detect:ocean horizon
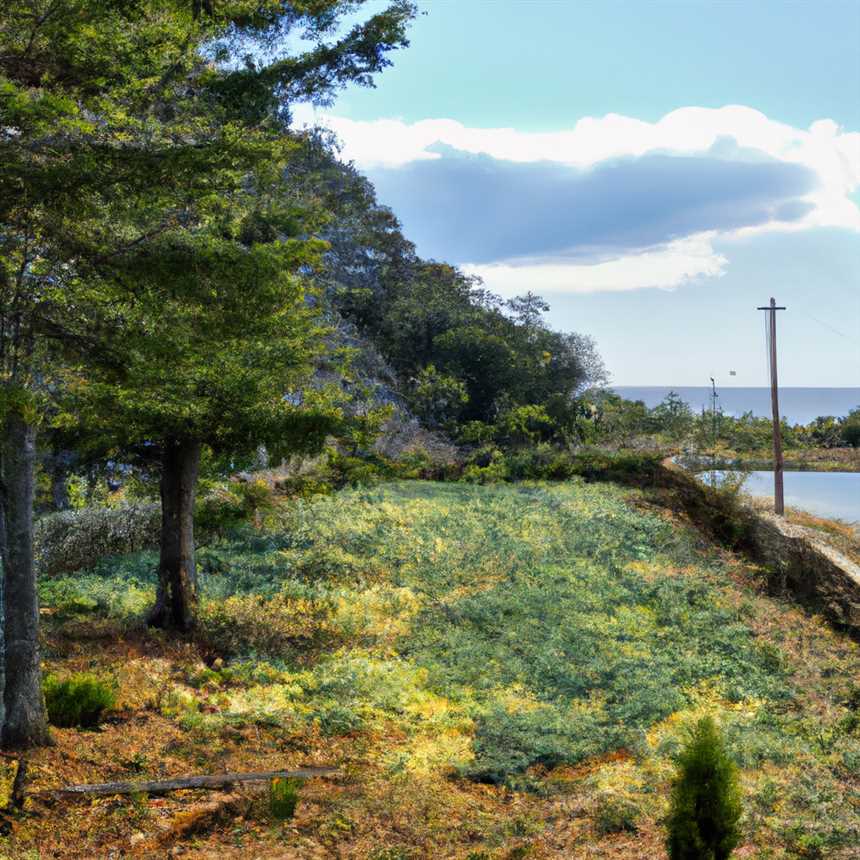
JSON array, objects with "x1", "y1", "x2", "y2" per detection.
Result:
[{"x1": 611, "y1": 386, "x2": 860, "y2": 425}]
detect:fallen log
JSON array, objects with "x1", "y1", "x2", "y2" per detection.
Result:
[{"x1": 33, "y1": 766, "x2": 337, "y2": 799}]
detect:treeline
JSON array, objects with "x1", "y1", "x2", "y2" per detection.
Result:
[{"x1": 580, "y1": 391, "x2": 860, "y2": 451}]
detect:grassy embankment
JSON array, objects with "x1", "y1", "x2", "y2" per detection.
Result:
[{"x1": 4, "y1": 480, "x2": 858, "y2": 858}]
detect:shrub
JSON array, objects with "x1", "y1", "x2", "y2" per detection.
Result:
[
  {"x1": 197, "y1": 589, "x2": 338, "y2": 658},
  {"x1": 842, "y1": 420, "x2": 860, "y2": 448},
  {"x1": 462, "y1": 448, "x2": 509, "y2": 484},
  {"x1": 35, "y1": 504, "x2": 160, "y2": 578},
  {"x1": 44, "y1": 673, "x2": 117, "y2": 728},
  {"x1": 666, "y1": 716, "x2": 742, "y2": 860},
  {"x1": 594, "y1": 791, "x2": 641, "y2": 835},
  {"x1": 269, "y1": 776, "x2": 300, "y2": 820},
  {"x1": 195, "y1": 486, "x2": 248, "y2": 538},
  {"x1": 568, "y1": 449, "x2": 662, "y2": 484}
]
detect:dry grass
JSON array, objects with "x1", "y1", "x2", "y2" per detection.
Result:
[{"x1": 748, "y1": 496, "x2": 860, "y2": 563}]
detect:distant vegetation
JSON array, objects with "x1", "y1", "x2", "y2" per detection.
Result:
[{"x1": 567, "y1": 390, "x2": 860, "y2": 454}]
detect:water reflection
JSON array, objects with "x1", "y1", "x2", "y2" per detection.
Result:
[{"x1": 698, "y1": 470, "x2": 859, "y2": 522}]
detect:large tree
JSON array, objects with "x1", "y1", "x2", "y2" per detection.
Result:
[
  {"x1": 70, "y1": 182, "x2": 348, "y2": 631},
  {"x1": 0, "y1": 0, "x2": 414, "y2": 746}
]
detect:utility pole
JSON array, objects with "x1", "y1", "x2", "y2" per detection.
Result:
[
  {"x1": 709, "y1": 377, "x2": 719, "y2": 447},
  {"x1": 757, "y1": 298, "x2": 787, "y2": 515}
]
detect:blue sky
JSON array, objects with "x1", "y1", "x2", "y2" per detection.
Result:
[{"x1": 298, "y1": 0, "x2": 860, "y2": 386}]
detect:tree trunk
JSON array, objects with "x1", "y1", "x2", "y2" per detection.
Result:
[
  {"x1": 0, "y1": 460, "x2": 7, "y2": 733},
  {"x1": 1, "y1": 411, "x2": 50, "y2": 748},
  {"x1": 47, "y1": 451, "x2": 73, "y2": 512},
  {"x1": 148, "y1": 439, "x2": 201, "y2": 632}
]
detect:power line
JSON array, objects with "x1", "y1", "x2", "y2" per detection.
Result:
[{"x1": 801, "y1": 311, "x2": 855, "y2": 343}]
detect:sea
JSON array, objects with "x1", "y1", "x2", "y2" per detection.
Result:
[{"x1": 612, "y1": 387, "x2": 860, "y2": 426}]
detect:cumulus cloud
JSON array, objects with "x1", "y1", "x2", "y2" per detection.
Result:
[
  {"x1": 292, "y1": 105, "x2": 860, "y2": 292},
  {"x1": 364, "y1": 147, "x2": 815, "y2": 264},
  {"x1": 462, "y1": 234, "x2": 728, "y2": 296}
]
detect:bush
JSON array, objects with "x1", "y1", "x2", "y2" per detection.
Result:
[
  {"x1": 594, "y1": 791, "x2": 641, "y2": 835},
  {"x1": 666, "y1": 716, "x2": 742, "y2": 860},
  {"x1": 35, "y1": 504, "x2": 160, "y2": 578},
  {"x1": 842, "y1": 420, "x2": 860, "y2": 448},
  {"x1": 568, "y1": 449, "x2": 662, "y2": 484},
  {"x1": 195, "y1": 486, "x2": 248, "y2": 538},
  {"x1": 44, "y1": 673, "x2": 117, "y2": 728},
  {"x1": 269, "y1": 776, "x2": 300, "y2": 820},
  {"x1": 462, "y1": 448, "x2": 509, "y2": 484}
]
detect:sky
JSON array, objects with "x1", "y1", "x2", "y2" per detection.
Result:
[{"x1": 294, "y1": 0, "x2": 860, "y2": 387}]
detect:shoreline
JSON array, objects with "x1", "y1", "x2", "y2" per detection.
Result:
[{"x1": 677, "y1": 447, "x2": 860, "y2": 474}]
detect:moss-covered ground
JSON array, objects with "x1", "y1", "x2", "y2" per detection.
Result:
[{"x1": 5, "y1": 480, "x2": 858, "y2": 858}]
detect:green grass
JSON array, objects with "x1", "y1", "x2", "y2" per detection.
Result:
[
  {"x1": 39, "y1": 480, "x2": 860, "y2": 855},
  {"x1": 44, "y1": 672, "x2": 116, "y2": 728}
]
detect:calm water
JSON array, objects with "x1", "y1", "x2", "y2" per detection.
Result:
[
  {"x1": 614, "y1": 387, "x2": 860, "y2": 425},
  {"x1": 700, "y1": 470, "x2": 860, "y2": 522}
]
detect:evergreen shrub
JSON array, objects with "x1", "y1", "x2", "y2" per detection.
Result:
[
  {"x1": 44, "y1": 673, "x2": 117, "y2": 728},
  {"x1": 666, "y1": 716, "x2": 742, "y2": 860},
  {"x1": 269, "y1": 776, "x2": 300, "y2": 820}
]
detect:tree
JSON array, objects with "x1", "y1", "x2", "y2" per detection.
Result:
[
  {"x1": 274, "y1": 141, "x2": 608, "y2": 441},
  {"x1": 840, "y1": 407, "x2": 860, "y2": 448},
  {"x1": 650, "y1": 391, "x2": 694, "y2": 440},
  {"x1": 666, "y1": 716, "x2": 742, "y2": 860},
  {"x1": 72, "y1": 204, "x2": 348, "y2": 631},
  {"x1": 0, "y1": 0, "x2": 415, "y2": 744},
  {"x1": 506, "y1": 291, "x2": 550, "y2": 331}
]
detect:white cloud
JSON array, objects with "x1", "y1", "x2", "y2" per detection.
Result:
[
  {"x1": 461, "y1": 234, "x2": 728, "y2": 296},
  {"x1": 294, "y1": 104, "x2": 860, "y2": 235},
  {"x1": 292, "y1": 105, "x2": 860, "y2": 292}
]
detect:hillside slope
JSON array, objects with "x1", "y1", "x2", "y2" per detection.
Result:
[{"x1": 10, "y1": 481, "x2": 859, "y2": 858}]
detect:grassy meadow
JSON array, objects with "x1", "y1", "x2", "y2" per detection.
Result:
[{"x1": 6, "y1": 480, "x2": 859, "y2": 858}]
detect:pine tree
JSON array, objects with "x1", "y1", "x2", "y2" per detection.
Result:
[
  {"x1": 666, "y1": 715, "x2": 742, "y2": 860},
  {"x1": 0, "y1": 0, "x2": 414, "y2": 744}
]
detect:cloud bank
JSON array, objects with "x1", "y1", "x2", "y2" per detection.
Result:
[{"x1": 293, "y1": 105, "x2": 860, "y2": 294}]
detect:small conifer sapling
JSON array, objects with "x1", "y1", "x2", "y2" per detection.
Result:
[{"x1": 666, "y1": 715, "x2": 742, "y2": 860}]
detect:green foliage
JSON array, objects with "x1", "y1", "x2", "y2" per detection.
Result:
[
  {"x1": 569, "y1": 392, "x2": 860, "y2": 456},
  {"x1": 298, "y1": 148, "x2": 608, "y2": 437},
  {"x1": 195, "y1": 480, "x2": 278, "y2": 538},
  {"x1": 269, "y1": 777, "x2": 301, "y2": 820},
  {"x1": 40, "y1": 560, "x2": 156, "y2": 626},
  {"x1": 841, "y1": 408, "x2": 860, "y2": 448},
  {"x1": 649, "y1": 391, "x2": 695, "y2": 439},
  {"x1": 30, "y1": 480, "x2": 860, "y2": 855},
  {"x1": 464, "y1": 704, "x2": 602, "y2": 784},
  {"x1": 408, "y1": 365, "x2": 469, "y2": 431},
  {"x1": 496, "y1": 405, "x2": 557, "y2": 446},
  {"x1": 197, "y1": 587, "x2": 339, "y2": 660},
  {"x1": 35, "y1": 504, "x2": 160, "y2": 578},
  {"x1": 462, "y1": 449, "x2": 510, "y2": 484},
  {"x1": 666, "y1": 716, "x2": 742, "y2": 860},
  {"x1": 35, "y1": 479, "x2": 860, "y2": 856},
  {"x1": 43, "y1": 673, "x2": 117, "y2": 729},
  {"x1": 594, "y1": 791, "x2": 642, "y2": 835}
]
